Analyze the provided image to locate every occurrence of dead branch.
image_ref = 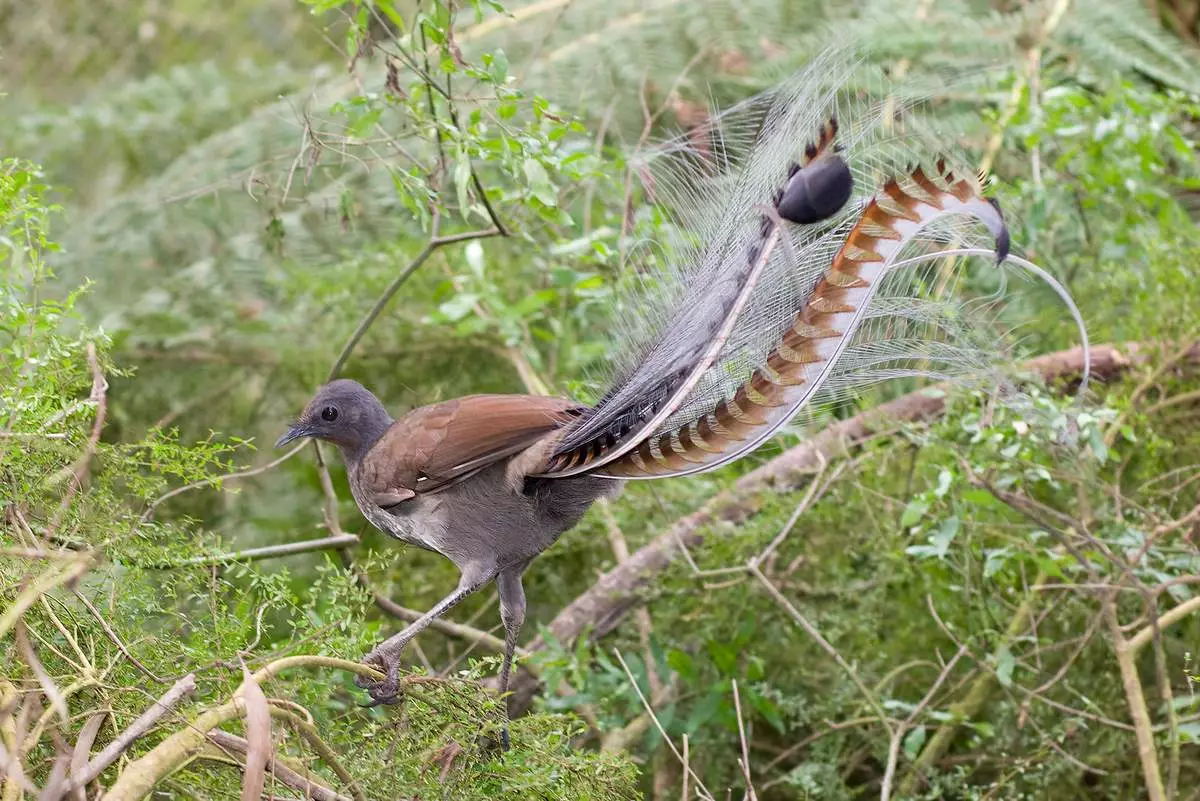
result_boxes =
[70,673,197,789]
[206,730,353,801]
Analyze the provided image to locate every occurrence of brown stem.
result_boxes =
[1104,599,1166,801]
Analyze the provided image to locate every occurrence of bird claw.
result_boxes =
[355,651,403,706]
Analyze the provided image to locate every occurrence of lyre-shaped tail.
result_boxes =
[532,50,1088,482]
[600,164,1005,479]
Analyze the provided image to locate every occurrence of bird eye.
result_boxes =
[321,406,338,422]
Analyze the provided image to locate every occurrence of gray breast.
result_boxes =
[348,474,448,555]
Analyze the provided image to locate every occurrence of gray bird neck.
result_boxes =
[340,403,394,469]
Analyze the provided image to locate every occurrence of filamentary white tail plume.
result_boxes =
[538,47,1090,479]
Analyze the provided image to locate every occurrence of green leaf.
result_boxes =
[437,293,480,322]
[523,159,558,206]
[995,646,1015,688]
[347,108,382,140]
[931,516,960,558]
[900,498,930,528]
[903,725,927,760]
[489,49,508,83]
[706,640,738,674]
[747,689,786,734]
[1178,722,1200,744]
[666,649,697,682]
[983,548,1011,578]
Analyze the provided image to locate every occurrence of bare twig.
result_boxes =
[72,589,168,683]
[49,343,108,533]
[0,560,92,643]
[72,673,197,788]
[326,215,501,381]
[1129,596,1200,653]
[206,730,353,801]
[206,733,350,801]
[146,534,361,569]
[880,646,966,801]
[238,666,272,801]
[1103,599,1166,801]
[266,706,366,801]
[749,563,892,734]
[141,443,308,522]
[614,650,715,801]
[730,680,758,801]
[14,620,68,725]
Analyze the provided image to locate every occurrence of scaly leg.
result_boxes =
[495,564,528,750]
[357,562,494,705]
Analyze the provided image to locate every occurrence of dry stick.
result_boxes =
[748,563,892,732]
[1128,595,1200,653]
[879,646,967,801]
[681,734,689,801]
[1105,338,1200,448]
[730,680,758,801]
[326,222,500,381]
[13,620,68,726]
[141,442,308,522]
[71,673,197,789]
[267,706,366,801]
[148,534,361,569]
[897,580,1045,796]
[71,589,167,683]
[1104,599,1167,801]
[238,667,272,801]
[101,657,392,801]
[613,650,715,801]
[0,560,92,643]
[206,731,353,801]
[600,499,663,701]
[49,342,108,534]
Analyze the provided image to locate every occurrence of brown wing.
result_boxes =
[360,394,586,503]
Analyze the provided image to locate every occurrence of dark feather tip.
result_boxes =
[776,155,854,226]
[987,197,1010,264]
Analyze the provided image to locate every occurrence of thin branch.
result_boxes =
[731,680,758,801]
[1103,599,1166,801]
[145,535,361,570]
[748,563,892,735]
[14,620,68,725]
[49,343,108,532]
[72,589,169,683]
[1129,595,1200,653]
[267,707,366,801]
[72,673,197,788]
[206,730,353,801]
[141,443,308,522]
[325,220,501,380]
[614,650,715,801]
[880,646,966,801]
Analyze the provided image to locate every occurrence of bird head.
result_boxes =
[276,379,393,459]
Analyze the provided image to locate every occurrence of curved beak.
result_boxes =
[274,425,310,448]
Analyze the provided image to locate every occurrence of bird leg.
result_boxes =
[356,564,493,705]
[495,564,529,750]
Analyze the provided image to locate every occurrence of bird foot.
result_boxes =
[355,649,403,707]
